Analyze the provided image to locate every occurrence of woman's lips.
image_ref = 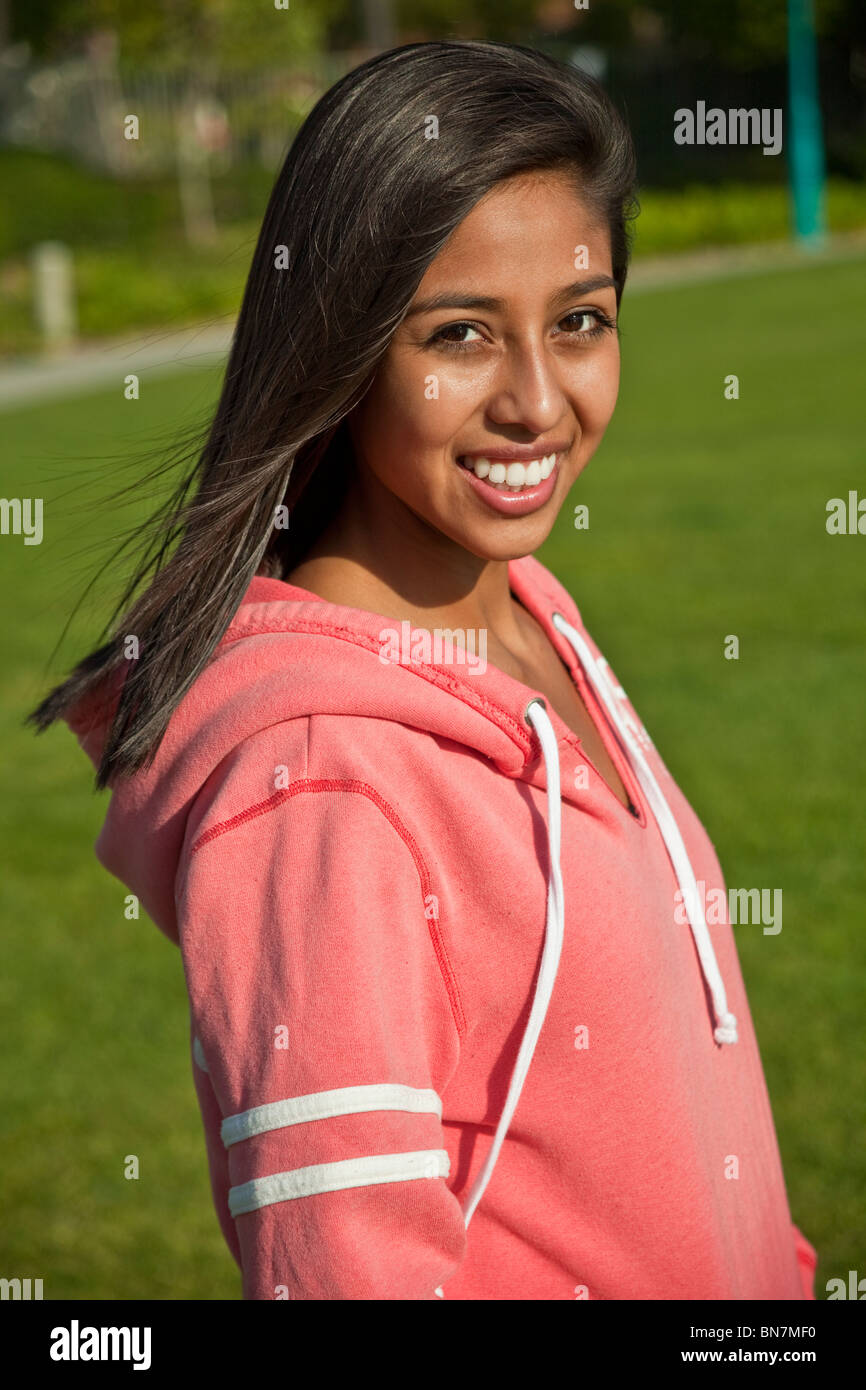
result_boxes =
[456,452,560,517]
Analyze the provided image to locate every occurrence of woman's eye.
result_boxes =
[430,322,484,347]
[561,309,616,336]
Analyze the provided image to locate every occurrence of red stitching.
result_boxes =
[191,777,467,1039]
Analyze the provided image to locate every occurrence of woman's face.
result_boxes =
[347,169,621,562]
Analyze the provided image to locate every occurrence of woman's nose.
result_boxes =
[484,344,566,436]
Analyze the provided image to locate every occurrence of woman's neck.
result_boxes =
[287,468,530,643]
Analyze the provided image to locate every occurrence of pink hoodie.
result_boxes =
[67,554,817,1300]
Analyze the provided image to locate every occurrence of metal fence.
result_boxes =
[0,48,354,177]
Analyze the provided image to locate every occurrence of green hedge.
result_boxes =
[633,181,866,256]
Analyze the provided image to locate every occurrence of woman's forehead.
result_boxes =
[416,178,614,295]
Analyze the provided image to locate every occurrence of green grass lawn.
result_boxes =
[1,255,864,1299]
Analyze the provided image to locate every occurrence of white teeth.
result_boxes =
[463,453,558,490]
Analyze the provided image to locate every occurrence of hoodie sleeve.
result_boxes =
[176,724,468,1300]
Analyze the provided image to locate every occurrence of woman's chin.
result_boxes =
[450,514,560,563]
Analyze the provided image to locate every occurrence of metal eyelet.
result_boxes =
[524,696,547,725]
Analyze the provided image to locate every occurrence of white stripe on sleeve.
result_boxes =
[228,1148,450,1216]
[221,1083,442,1148]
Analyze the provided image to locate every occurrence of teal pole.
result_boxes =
[787,0,827,246]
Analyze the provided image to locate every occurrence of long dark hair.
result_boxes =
[28,39,638,789]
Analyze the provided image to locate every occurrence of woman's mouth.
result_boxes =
[456,452,561,516]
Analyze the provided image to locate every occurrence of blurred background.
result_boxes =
[1,0,865,357]
[1,0,864,1299]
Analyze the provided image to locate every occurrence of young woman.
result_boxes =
[32,40,817,1301]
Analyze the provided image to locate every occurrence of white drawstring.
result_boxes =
[551,612,738,1047]
[460,697,566,1229]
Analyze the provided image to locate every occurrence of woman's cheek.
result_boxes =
[385,354,459,434]
[580,348,620,442]
[404,361,487,451]
[422,362,494,428]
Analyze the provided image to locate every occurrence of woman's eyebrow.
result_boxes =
[405,275,617,317]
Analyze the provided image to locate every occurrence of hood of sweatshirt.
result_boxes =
[66,554,572,946]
